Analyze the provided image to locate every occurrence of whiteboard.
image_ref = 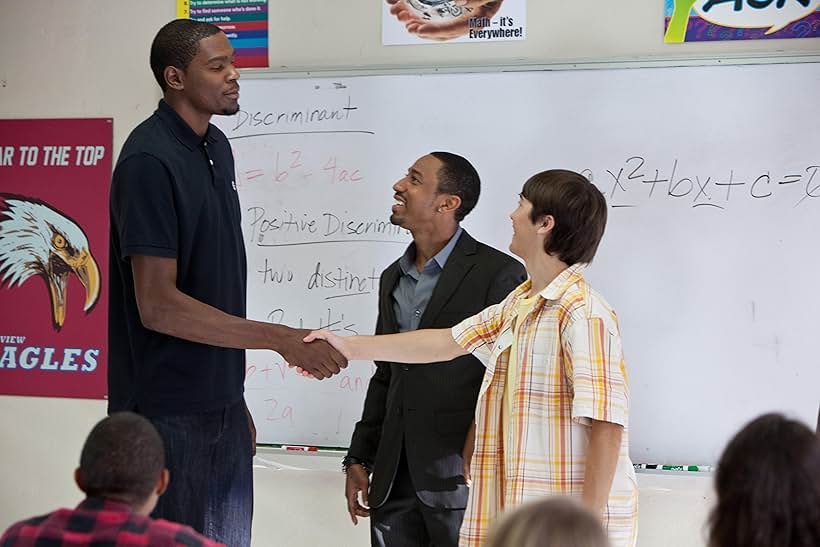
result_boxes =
[211,62,820,464]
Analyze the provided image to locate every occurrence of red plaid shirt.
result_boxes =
[0,498,225,547]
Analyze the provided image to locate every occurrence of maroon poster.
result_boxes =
[0,119,112,399]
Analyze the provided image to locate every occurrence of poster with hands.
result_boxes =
[382,0,526,44]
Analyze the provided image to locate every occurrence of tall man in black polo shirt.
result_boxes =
[109,20,346,547]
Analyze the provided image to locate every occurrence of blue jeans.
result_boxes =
[149,399,253,547]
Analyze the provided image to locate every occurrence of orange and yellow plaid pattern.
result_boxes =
[452,264,638,547]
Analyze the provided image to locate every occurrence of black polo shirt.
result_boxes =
[108,99,247,417]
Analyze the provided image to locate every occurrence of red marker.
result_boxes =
[282,445,318,452]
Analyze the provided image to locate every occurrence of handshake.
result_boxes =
[275,327,352,380]
[279,324,461,379]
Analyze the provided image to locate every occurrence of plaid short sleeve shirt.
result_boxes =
[0,497,225,547]
[451,263,638,547]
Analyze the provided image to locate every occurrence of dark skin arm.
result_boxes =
[131,255,347,379]
[344,362,390,524]
[345,464,370,524]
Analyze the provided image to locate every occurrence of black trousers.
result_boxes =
[370,448,465,547]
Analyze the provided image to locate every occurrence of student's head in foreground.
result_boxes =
[709,412,820,547]
[485,497,609,547]
[509,169,607,266]
[75,412,169,516]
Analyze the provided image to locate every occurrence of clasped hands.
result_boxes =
[276,327,349,380]
[282,329,350,379]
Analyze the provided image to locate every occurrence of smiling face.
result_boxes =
[508,194,536,260]
[390,154,448,232]
[179,32,240,116]
[508,194,553,262]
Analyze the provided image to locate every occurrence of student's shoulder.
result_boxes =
[0,511,54,543]
[147,518,224,546]
[562,278,619,327]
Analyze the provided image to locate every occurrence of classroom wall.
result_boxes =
[0,1,815,545]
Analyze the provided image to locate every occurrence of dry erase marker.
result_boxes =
[633,463,713,472]
[282,445,318,452]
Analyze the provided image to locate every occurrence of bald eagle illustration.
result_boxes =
[0,194,100,331]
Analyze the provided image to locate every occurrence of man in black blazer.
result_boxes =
[342,152,526,547]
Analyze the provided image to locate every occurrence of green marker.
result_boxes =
[634,463,713,472]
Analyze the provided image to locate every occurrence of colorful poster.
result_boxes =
[178,0,269,68]
[664,0,820,42]
[382,0,526,45]
[0,119,111,399]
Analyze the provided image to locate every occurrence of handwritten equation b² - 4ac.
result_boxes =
[236,149,364,188]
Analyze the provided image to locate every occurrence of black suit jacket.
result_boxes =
[347,230,526,509]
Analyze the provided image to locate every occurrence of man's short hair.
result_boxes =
[521,169,607,265]
[150,19,223,92]
[430,151,481,222]
[78,412,165,505]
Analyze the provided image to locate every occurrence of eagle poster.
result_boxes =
[0,119,111,399]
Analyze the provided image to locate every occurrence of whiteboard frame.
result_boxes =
[237,53,820,79]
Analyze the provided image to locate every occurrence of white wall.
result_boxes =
[0,1,813,545]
